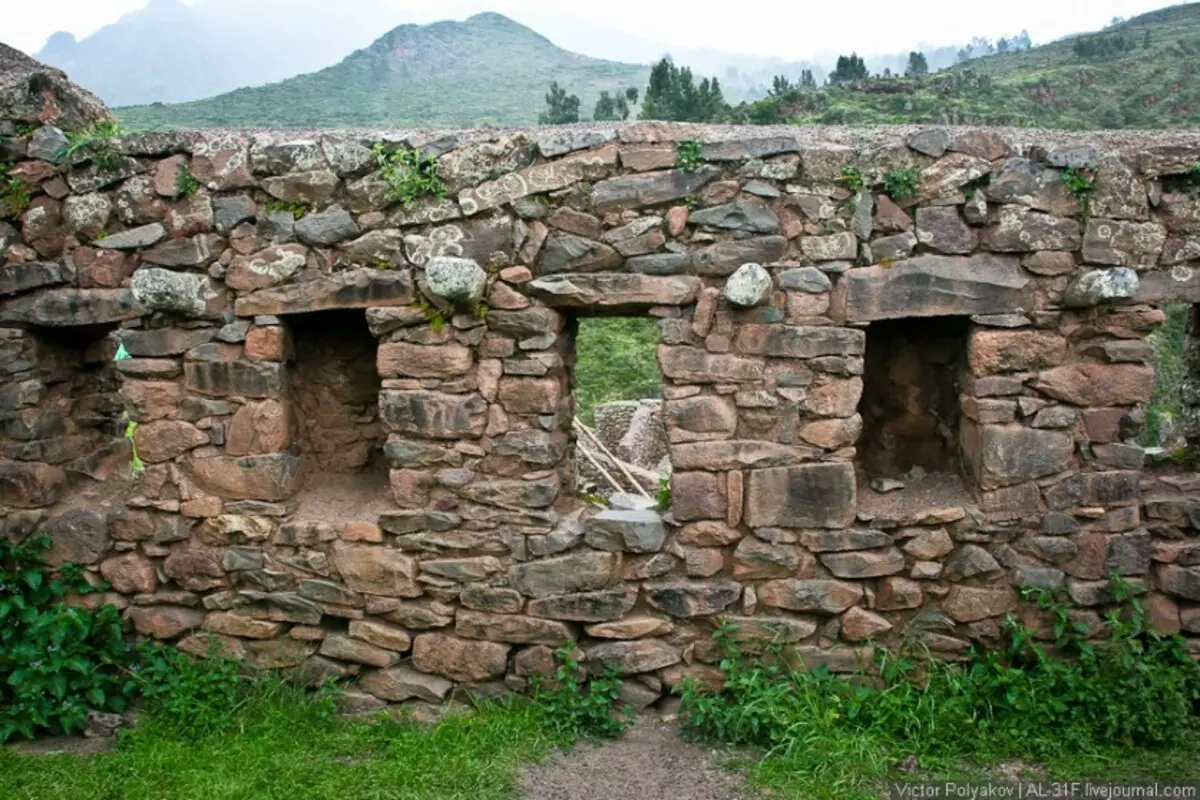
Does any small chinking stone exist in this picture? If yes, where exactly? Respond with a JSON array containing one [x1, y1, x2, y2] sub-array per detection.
[[723, 262, 772, 308], [425, 256, 487, 302]]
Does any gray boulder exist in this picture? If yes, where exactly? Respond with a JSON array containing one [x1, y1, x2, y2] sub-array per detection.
[[1062, 268, 1139, 308], [131, 268, 224, 318], [723, 262, 772, 308], [424, 256, 488, 302]]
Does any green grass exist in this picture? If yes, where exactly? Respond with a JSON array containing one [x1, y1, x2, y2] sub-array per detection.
[[573, 317, 662, 424], [0, 684, 560, 800], [1145, 302, 1191, 447]]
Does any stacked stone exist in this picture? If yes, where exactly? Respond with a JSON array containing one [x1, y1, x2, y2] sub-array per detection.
[[3, 117, 1200, 709]]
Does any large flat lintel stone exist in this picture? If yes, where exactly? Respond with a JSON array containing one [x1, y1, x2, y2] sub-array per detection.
[[836, 254, 1030, 323], [234, 268, 413, 316]]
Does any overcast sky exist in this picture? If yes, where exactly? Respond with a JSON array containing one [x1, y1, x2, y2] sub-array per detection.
[[3, 0, 1187, 58]]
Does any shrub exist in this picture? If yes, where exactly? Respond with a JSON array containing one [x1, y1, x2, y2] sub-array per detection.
[[0, 535, 138, 742], [531, 642, 631, 742], [373, 143, 446, 206], [132, 640, 248, 738], [680, 577, 1200, 795], [882, 166, 920, 202]]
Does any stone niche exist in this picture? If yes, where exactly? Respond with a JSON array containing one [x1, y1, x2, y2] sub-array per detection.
[[0, 324, 126, 506], [858, 317, 970, 482], [284, 310, 384, 476]]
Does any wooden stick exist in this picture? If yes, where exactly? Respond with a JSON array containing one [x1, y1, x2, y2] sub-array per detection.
[[574, 418, 651, 498], [575, 439, 626, 493]]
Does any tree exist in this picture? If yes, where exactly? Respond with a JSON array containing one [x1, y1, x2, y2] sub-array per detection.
[[997, 37, 1010, 53], [593, 86, 639, 121], [639, 58, 728, 122], [771, 75, 793, 96], [538, 81, 579, 124], [904, 51, 929, 78], [799, 69, 817, 89], [828, 54, 869, 85]]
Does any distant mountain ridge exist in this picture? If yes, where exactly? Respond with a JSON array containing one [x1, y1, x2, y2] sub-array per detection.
[[116, 13, 649, 129], [35, 0, 405, 106]]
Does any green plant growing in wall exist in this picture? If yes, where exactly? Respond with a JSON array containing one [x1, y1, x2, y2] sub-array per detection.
[[59, 122, 126, 170], [655, 475, 672, 512], [175, 166, 200, 198], [263, 200, 309, 220], [1063, 166, 1098, 222], [882, 166, 920, 202], [0, 167, 30, 217], [124, 418, 145, 474], [837, 164, 866, 195], [373, 143, 446, 206], [675, 140, 703, 172], [15, 122, 38, 138]]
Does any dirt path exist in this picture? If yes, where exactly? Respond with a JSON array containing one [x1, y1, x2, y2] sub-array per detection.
[[519, 718, 756, 800]]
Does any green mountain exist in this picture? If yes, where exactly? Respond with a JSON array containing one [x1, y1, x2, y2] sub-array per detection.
[[738, 2, 1200, 129], [116, 13, 648, 130]]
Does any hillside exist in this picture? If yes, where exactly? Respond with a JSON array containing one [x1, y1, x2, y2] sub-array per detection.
[[35, 0, 403, 107], [116, 13, 649, 130], [738, 2, 1200, 129]]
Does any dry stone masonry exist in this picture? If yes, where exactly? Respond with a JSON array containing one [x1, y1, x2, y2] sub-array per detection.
[[3, 109, 1200, 710]]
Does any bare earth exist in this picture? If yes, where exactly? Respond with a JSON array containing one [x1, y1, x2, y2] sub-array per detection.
[[519, 718, 756, 800]]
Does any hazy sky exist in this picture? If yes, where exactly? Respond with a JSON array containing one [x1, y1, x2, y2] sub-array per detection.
[[4, 0, 1187, 58]]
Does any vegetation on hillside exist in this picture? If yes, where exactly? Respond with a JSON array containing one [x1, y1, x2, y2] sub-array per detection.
[[733, 4, 1200, 129], [117, 13, 647, 129], [573, 318, 662, 423]]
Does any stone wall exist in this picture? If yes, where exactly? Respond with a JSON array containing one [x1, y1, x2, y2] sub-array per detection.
[[2, 118, 1200, 710]]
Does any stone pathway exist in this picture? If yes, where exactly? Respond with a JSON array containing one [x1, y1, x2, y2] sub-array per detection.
[[519, 718, 756, 800]]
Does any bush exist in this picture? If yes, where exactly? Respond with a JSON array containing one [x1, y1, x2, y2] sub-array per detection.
[[0, 535, 138, 741], [132, 640, 249, 738], [531, 642, 631, 742], [679, 578, 1200, 796]]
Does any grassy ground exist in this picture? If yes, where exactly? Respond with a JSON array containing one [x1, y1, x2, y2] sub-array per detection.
[[0, 685, 560, 800], [3, 682, 1196, 800]]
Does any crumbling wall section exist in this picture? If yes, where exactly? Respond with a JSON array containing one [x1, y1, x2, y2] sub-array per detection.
[[1, 120, 1199, 707]]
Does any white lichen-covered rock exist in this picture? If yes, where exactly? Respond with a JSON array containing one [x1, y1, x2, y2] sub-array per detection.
[[131, 268, 223, 318], [1062, 267, 1139, 308], [425, 256, 487, 302], [723, 262, 772, 307]]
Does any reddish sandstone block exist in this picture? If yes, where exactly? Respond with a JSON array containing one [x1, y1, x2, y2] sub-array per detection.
[[244, 326, 289, 361]]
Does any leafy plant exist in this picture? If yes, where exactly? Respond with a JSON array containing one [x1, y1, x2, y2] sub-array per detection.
[[263, 199, 309, 220], [676, 139, 703, 172], [0, 169, 30, 217], [15, 122, 38, 138], [679, 578, 1200, 797], [1063, 166, 1098, 222], [373, 143, 446, 206], [175, 165, 200, 197], [838, 165, 866, 195], [0, 535, 138, 742], [60, 122, 126, 170], [133, 640, 249, 738], [531, 642, 631, 742], [882, 166, 920, 201], [655, 475, 672, 512]]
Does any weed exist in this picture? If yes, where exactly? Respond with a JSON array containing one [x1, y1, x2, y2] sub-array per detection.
[[263, 199, 309, 220], [132, 640, 248, 738], [683, 195, 699, 210], [0, 170, 30, 217], [579, 181, 594, 197], [882, 166, 920, 201], [175, 165, 200, 197], [679, 577, 1200, 799], [838, 165, 866, 195], [473, 301, 490, 321], [0, 535, 138, 742], [15, 122, 38, 138], [580, 493, 612, 508], [1063, 166, 1098, 222], [531, 642, 631, 742], [676, 139, 703, 172], [373, 143, 446, 206], [60, 122, 126, 170], [655, 475, 672, 512]]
